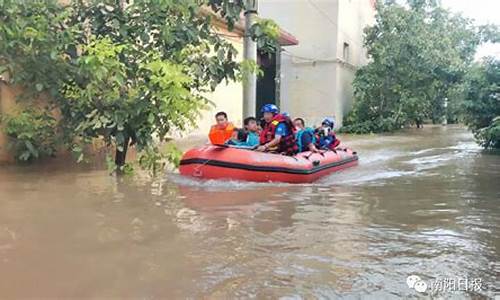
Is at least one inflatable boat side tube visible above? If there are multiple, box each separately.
[180,155,358,175]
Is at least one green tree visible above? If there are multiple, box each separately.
[342,0,494,134]
[0,0,279,169]
[461,58,500,149]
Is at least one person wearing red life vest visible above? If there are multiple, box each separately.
[255,104,298,156]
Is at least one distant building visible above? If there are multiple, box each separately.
[259,0,375,127]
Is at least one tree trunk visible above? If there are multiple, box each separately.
[416,118,423,128]
[115,136,130,167]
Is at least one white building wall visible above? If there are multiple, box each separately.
[260,0,375,127]
[334,0,374,119]
[259,0,339,127]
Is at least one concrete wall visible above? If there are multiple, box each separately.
[260,0,375,127]
[334,0,374,119]
[259,0,339,127]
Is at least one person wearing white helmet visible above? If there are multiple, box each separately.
[316,117,341,150]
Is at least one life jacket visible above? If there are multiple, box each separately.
[209,122,234,145]
[296,127,316,152]
[259,114,298,155]
[316,131,341,150]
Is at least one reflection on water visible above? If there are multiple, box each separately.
[0,125,499,299]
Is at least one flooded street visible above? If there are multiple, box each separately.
[0,125,499,299]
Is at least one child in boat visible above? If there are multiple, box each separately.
[316,117,341,150]
[226,117,260,148]
[243,117,260,146]
[208,111,234,145]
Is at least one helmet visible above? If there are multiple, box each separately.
[321,117,335,129]
[260,104,279,114]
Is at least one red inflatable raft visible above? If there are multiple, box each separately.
[179,145,358,183]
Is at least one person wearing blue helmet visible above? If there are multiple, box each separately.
[315,117,341,150]
[256,104,298,155]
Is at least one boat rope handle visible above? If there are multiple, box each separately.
[193,158,214,177]
[193,144,231,176]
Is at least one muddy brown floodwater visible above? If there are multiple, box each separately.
[0,125,499,299]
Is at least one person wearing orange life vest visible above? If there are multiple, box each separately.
[208,111,234,145]
[255,104,298,156]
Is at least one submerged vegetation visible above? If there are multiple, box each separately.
[0,0,279,171]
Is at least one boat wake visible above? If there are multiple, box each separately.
[167,173,307,190]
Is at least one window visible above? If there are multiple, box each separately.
[343,42,350,62]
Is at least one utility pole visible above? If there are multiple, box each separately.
[243,0,258,118]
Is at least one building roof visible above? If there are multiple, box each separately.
[277,28,299,46]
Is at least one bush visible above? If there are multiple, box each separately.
[475,116,500,149]
[1,109,57,161]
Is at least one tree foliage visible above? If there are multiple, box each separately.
[342,0,498,134]
[462,58,500,149]
[0,0,279,169]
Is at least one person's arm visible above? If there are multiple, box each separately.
[299,131,318,153]
[256,135,281,151]
[308,142,320,153]
[266,135,282,148]
[256,123,287,151]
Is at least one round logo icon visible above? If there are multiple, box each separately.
[407,275,421,289]
[414,280,428,292]
[407,275,428,293]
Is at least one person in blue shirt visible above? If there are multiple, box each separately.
[275,122,288,137]
[242,117,260,147]
[226,117,260,148]
[255,104,298,155]
[293,118,320,153]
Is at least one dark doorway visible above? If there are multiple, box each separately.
[256,50,277,118]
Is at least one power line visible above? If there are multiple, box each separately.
[281,49,358,73]
[281,48,332,62]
